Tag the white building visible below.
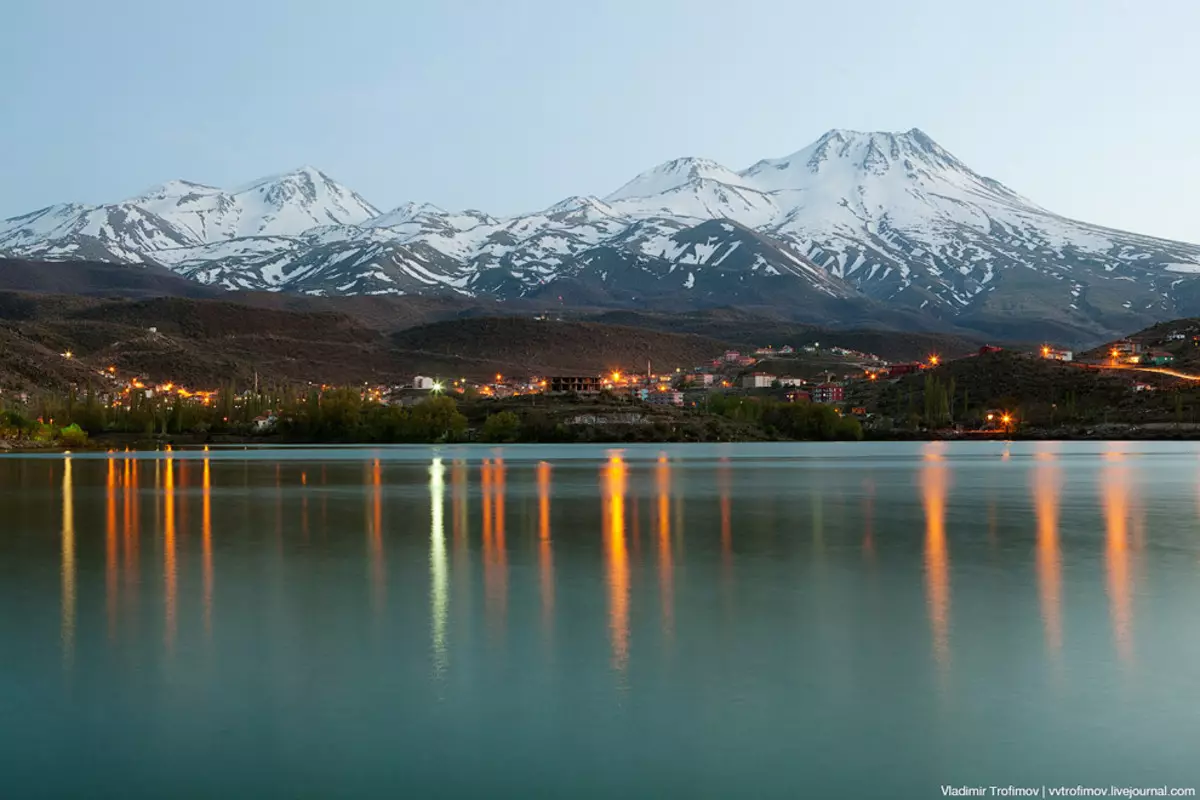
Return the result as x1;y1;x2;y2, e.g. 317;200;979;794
743;373;776;389
1041;347;1074;362
413;375;437;390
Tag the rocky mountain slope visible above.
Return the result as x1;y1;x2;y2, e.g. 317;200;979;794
4;129;1200;343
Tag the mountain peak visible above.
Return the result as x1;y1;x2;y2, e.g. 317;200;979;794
128;179;221;204
544;195;613;214
368;202;449;228
739;126;986;189
605;156;755;203
235;165;338;194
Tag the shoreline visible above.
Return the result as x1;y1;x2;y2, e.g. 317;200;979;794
7;428;1200;454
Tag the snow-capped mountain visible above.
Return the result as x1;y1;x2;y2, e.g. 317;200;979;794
5;130;1200;341
0;167;378;264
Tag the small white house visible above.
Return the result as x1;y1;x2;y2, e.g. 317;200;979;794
413;375;437;390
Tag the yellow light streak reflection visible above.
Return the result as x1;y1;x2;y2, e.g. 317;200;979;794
61;457;75;669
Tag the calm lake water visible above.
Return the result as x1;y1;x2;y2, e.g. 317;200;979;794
2;442;1199;798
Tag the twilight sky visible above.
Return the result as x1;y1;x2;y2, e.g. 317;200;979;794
2;0;1197;242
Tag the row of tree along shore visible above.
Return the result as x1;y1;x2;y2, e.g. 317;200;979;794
2;386;864;449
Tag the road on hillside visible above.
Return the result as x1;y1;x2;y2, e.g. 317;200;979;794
1074;362;1200;381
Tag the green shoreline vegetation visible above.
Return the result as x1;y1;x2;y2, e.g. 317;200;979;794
1;386;863;450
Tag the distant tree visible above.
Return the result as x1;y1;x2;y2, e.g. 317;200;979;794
407;396;468;442
58;424;88;448
482;411;522;443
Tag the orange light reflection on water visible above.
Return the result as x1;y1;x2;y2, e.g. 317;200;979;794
921;445;950;672
537;461;554;632
368;459;385;616
1032;450;1063;661
656;454;673;640
106;458;118;640
164;454;176;653
606;454;630;674
1102;451;1134;666
482;459;508;634
203;455;213;638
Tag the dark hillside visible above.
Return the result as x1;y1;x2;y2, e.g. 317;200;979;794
63;296;375;342
391;317;731;375
0;257;221;299
861;350;1196;426
235;291;496;332
583;308;983;362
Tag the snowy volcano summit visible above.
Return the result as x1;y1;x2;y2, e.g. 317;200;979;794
4;129;1200;341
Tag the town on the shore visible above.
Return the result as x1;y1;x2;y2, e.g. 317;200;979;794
3;324;1200;449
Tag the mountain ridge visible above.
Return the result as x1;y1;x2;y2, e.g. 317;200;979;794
4;128;1200;344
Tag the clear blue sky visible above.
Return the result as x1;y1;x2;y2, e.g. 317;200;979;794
3;0;1198;242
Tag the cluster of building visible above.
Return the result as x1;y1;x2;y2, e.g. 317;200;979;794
1103;340;1174;366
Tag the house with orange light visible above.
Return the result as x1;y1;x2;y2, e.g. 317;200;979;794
1040;346;1073;361
812;383;844;404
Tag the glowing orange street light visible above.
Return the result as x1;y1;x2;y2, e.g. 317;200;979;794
929;354;940;366
1110;348;1120;359
496;373;503;383
1001;413;1013;426
611;371;622;383
1041;345;1050;357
